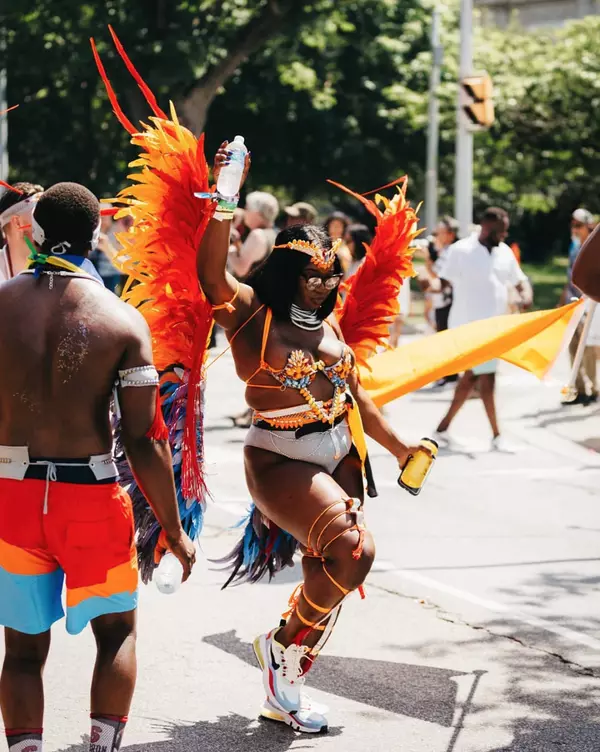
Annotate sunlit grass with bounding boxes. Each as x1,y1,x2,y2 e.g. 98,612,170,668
523,256,568,310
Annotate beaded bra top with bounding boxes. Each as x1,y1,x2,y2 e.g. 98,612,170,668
246,308,355,426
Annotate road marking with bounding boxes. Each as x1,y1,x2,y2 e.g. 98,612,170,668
375,560,600,652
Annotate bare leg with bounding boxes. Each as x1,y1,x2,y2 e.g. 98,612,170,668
584,346,597,397
90,610,137,716
0,628,50,729
245,449,374,650
478,373,500,438
437,371,477,433
569,326,587,397
389,315,403,348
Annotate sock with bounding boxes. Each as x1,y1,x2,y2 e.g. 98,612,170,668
89,715,127,752
6,729,43,752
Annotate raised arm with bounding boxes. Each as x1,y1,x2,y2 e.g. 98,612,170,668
196,142,257,332
118,307,196,580
572,224,600,302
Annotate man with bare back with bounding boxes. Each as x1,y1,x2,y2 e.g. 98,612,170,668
0,182,195,752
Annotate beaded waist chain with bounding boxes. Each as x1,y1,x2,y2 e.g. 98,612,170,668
253,393,349,431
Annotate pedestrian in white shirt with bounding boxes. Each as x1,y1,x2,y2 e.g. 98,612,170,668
433,207,532,452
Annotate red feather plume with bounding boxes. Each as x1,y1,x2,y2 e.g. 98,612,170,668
92,29,215,501
331,177,419,367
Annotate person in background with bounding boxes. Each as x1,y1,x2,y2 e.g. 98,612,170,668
228,191,279,280
283,201,318,228
425,217,460,385
232,206,246,239
325,211,352,273
0,182,44,281
89,212,122,293
432,207,532,452
559,208,597,405
345,223,372,278
324,211,350,243
229,191,279,426
429,217,459,334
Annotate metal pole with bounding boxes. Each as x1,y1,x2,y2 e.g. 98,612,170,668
425,7,442,234
0,29,8,183
454,0,473,237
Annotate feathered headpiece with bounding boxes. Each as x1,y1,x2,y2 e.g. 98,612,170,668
273,238,342,271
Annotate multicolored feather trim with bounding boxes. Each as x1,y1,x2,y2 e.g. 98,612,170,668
331,178,419,368
216,505,298,588
93,29,214,580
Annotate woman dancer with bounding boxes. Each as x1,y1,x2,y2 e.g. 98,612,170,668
91,30,421,734
197,145,426,733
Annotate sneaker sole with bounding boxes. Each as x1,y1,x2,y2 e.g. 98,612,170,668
259,702,328,734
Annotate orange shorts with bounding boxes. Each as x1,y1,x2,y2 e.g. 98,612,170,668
0,478,138,635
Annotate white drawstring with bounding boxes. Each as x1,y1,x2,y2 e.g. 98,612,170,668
36,461,58,515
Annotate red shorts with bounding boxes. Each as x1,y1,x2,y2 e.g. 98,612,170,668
0,478,138,635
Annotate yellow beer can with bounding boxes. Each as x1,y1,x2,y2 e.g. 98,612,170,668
398,438,438,496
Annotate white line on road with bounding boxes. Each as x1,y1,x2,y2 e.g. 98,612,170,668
375,560,600,652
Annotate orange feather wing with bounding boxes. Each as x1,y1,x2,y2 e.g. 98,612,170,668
93,30,214,509
331,178,419,367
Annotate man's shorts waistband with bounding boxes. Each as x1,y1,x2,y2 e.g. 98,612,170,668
0,445,118,484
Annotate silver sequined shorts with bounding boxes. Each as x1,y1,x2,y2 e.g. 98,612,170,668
244,419,352,474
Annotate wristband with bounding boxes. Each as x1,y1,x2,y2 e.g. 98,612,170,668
214,210,235,223
194,191,239,210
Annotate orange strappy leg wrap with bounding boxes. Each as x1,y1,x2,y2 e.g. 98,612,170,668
282,497,368,647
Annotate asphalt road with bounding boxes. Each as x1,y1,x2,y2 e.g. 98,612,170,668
4,339,600,751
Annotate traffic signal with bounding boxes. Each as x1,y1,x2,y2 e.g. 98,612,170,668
461,72,494,129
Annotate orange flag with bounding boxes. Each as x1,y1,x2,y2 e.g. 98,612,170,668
360,300,584,407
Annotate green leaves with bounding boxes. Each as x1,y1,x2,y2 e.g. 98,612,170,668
5,0,600,261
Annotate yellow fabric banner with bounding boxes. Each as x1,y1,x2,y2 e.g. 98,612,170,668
360,300,583,407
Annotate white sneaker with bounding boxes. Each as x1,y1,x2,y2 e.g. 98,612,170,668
490,435,517,453
432,430,450,447
260,696,329,733
253,630,328,733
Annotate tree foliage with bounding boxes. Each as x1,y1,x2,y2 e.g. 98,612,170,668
3,1,600,260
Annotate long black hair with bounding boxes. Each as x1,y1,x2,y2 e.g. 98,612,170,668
247,224,342,321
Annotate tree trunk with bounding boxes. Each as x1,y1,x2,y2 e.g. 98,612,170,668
180,0,299,135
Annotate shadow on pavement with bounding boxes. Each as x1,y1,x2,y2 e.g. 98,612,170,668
203,629,468,727
408,623,600,752
58,711,338,752
485,719,600,751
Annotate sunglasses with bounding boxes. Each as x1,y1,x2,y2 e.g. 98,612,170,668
302,273,343,291
571,221,584,229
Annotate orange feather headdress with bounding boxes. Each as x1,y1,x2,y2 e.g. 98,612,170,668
332,177,419,367
92,28,215,579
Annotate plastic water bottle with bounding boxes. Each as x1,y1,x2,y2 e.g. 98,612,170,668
154,552,184,594
216,136,247,198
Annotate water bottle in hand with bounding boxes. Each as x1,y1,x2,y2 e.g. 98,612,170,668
155,552,184,594
216,136,247,198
